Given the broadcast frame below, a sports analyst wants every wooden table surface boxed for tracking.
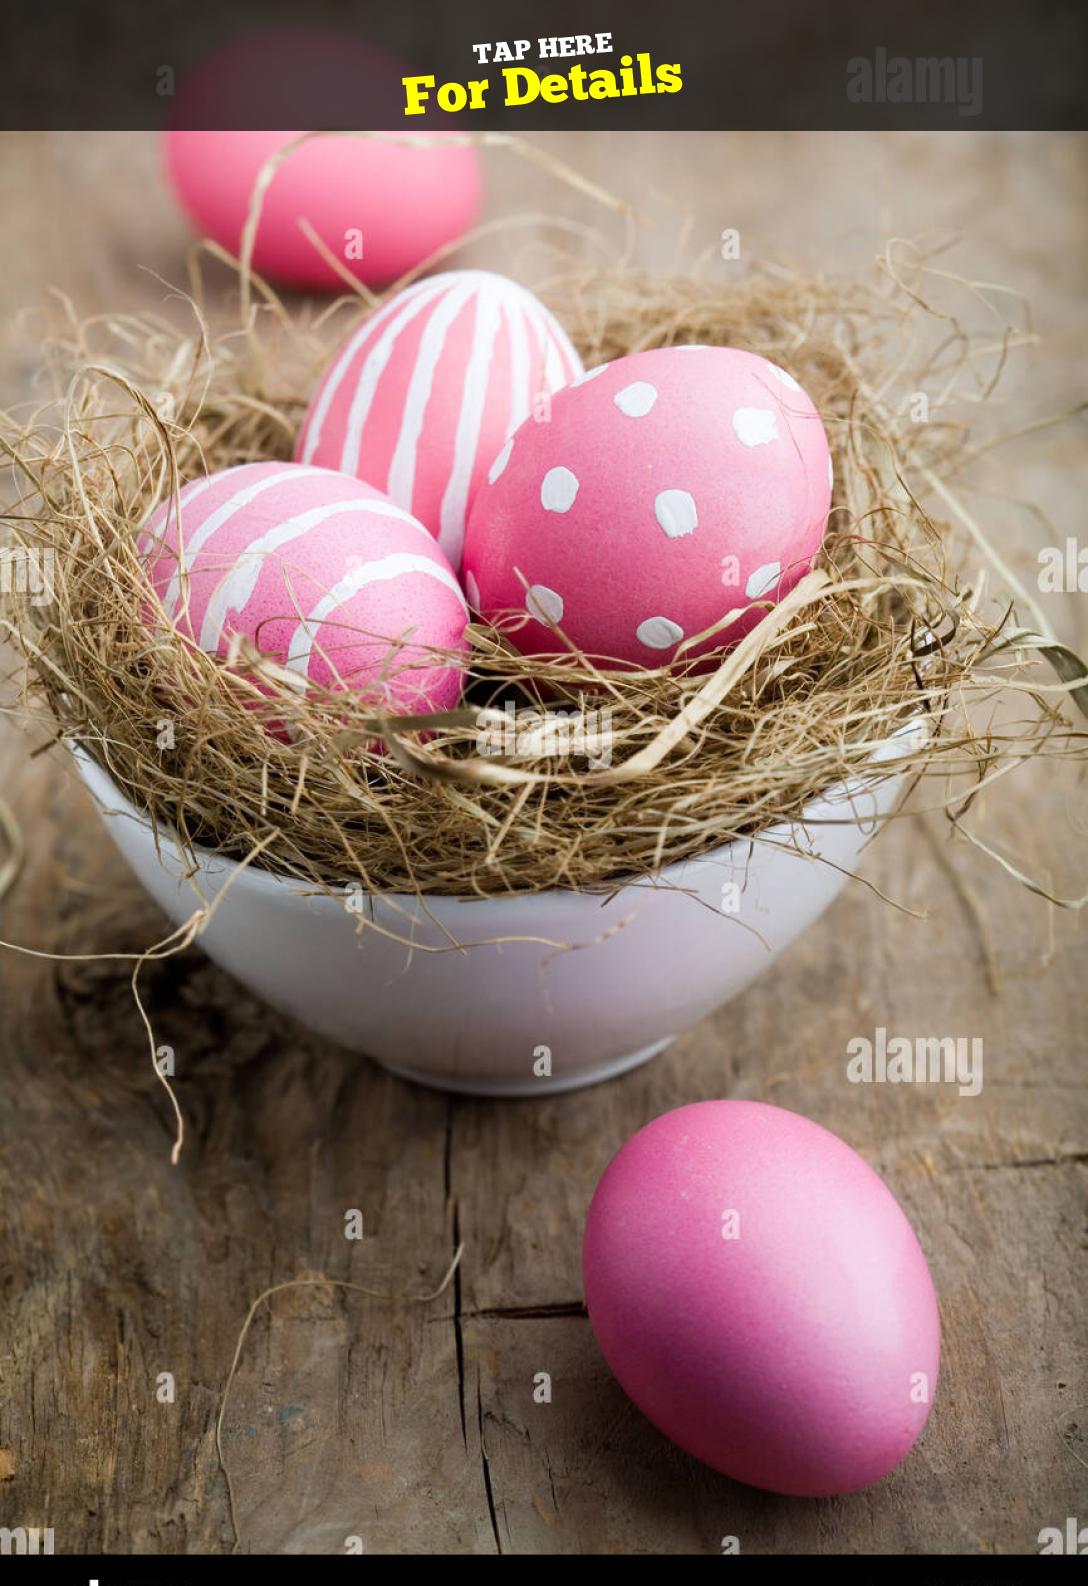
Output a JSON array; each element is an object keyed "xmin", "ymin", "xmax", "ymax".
[{"xmin": 0, "ymin": 131, "xmax": 1085, "ymax": 1556}]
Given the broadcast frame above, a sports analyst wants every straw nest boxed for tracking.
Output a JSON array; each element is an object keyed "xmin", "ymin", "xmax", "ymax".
[{"xmin": 1, "ymin": 249, "xmax": 1084, "ymax": 902}]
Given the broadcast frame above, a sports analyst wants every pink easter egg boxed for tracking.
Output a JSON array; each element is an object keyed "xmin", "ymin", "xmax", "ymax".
[
  {"xmin": 165, "ymin": 30, "xmax": 483, "ymax": 293},
  {"xmin": 463, "ymin": 346, "xmax": 833, "ymax": 666},
  {"xmin": 295, "ymin": 270, "xmax": 583, "ymax": 570},
  {"xmin": 139, "ymin": 461, "xmax": 468, "ymax": 720},
  {"xmin": 583, "ymin": 1100, "xmax": 940, "ymax": 1497}
]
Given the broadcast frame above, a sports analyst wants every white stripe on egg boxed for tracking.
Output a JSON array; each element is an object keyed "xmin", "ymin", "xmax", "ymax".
[
  {"xmin": 438, "ymin": 284, "xmax": 504, "ymax": 568},
  {"xmin": 301, "ymin": 280, "xmax": 443, "ymax": 467},
  {"xmin": 336, "ymin": 280, "xmax": 449, "ymax": 478},
  {"xmin": 197, "ymin": 498, "xmax": 418, "ymax": 652},
  {"xmin": 285, "ymin": 552, "xmax": 467, "ymax": 682},
  {"xmin": 162, "ymin": 465, "xmax": 329, "ymax": 619},
  {"xmin": 487, "ymin": 438, "xmax": 514, "ymax": 485},
  {"xmin": 388, "ymin": 280, "xmax": 476, "ymax": 511}
]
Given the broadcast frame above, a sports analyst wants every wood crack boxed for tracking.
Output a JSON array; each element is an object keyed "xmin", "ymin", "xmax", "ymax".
[
  {"xmin": 477, "ymin": 1371, "xmax": 502, "ymax": 1555},
  {"xmin": 956, "ymin": 1152, "xmax": 1088, "ymax": 1172},
  {"xmin": 442, "ymin": 1096, "xmax": 455, "ymax": 1204},
  {"xmin": 467, "ymin": 1301, "xmax": 588, "ymax": 1321}
]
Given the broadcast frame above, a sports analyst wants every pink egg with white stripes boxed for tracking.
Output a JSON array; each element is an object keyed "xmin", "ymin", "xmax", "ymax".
[
  {"xmin": 139, "ymin": 462, "xmax": 468, "ymax": 722},
  {"xmin": 463, "ymin": 346, "xmax": 832, "ymax": 666},
  {"xmin": 295, "ymin": 270, "xmax": 583, "ymax": 571}
]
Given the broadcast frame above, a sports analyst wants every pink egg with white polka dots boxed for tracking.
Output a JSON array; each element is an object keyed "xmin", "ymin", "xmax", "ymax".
[
  {"xmin": 462, "ymin": 346, "xmax": 833, "ymax": 667},
  {"xmin": 295, "ymin": 270, "xmax": 584, "ymax": 572},
  {"xmin": 139, "ymin": 461, "xmax": 468, "ymax": 721}
]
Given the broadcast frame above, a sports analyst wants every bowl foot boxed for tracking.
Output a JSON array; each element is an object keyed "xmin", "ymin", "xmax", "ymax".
[{"xmin": 377, "ymin": 1036, "xmax": 677, "ymax": 1098}]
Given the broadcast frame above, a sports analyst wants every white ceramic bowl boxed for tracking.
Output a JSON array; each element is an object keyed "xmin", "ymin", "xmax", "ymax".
[{"xmin": 72, "ymin": 729, "xmax": 916, "ymax": 1096}]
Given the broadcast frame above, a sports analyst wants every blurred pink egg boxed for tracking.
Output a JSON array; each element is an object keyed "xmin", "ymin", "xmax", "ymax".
[
  {"xmin": 139, "ymin": 461, "xmax": 468, "ymax": 720},
  {"xmin": 164, "ymin": 29, "xmax": 483, "ymax": 291},
  {"xmin": 463, "ymin": 346, "xmax": 832, "ymax": 666},
  {"xmin": 583, "ymin": 1100, "xmax": 940, "ymax": 1496},
  {"xmin": 296, "ymin": 270, "xmax": 583, "ymax": 570}
]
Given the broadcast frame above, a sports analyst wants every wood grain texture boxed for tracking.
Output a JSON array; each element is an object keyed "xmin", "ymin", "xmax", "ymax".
[{"xmin": 0, "ymin": 130, "xmax": 1085, "ymax": 1556}]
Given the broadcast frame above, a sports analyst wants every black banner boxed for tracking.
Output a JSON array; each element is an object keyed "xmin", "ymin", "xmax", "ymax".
[{"xmin": 1, "ymin": 0, "xmax": 1085, "ymax": 129}]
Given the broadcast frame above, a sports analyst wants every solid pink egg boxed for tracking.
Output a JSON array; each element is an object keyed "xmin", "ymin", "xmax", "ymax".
[
  {"xmin": 139, "ymin": 461, "xmax": 468, "ymax": 718},
  {"xmin": 583, "ymin": 1100, "xmax": 940, "ymax": 1497},
  {"xmin": 296, "ymin": 270, "xmax": 583, "ymax": 570},
  {"xmin": 463, "ymin": 346, "xmax": 833, "ymax": 666},
  {"xmin": 165, "ymin": 130, "xmax": 483, "ymax": 293},
  {"xmin": 164, "ymin": 30, "xmax": 482, "ymax": 292}
]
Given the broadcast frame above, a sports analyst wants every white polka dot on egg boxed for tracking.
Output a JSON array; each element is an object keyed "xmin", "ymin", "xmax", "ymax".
[
  {"xmin": 613, "ymin": 381, "xmax": 658, "ymax": 418},
  {"xmin": 526, "ymin": 584, "xmax": 564, "ymax": 625},
  {"xmin": 654, "ymin": 489, "xmax": 698, "ymax": 539},
  {"xmin": 540, "ymin": 466, "xmax": 579, "ymax": 513},
  {"xmin": 636, "ymin": 616, "xmax": 685, "ymax": 650},
  {"xmin": 732, "ymin": 408, "xmax": 779, "ymax": 448},
  {"xmin": 767, "ymin": 361, "xmax": 802, "ymax": 392},
  {"xmin": 745, "ymin": 562, "xmax": 781, "ymax": 599}
]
